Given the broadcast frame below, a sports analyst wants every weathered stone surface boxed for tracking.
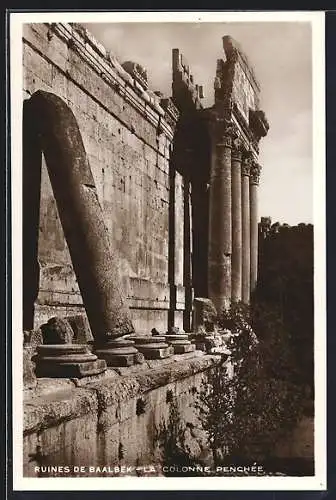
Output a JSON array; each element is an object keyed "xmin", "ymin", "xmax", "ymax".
[
  {"xmin": 121, "ymin": 61, "xmax": 148, "ymax": 90},
  {"xmin": 94, "ymin": 337, "xmax": 144, "ymax": 367},
  {"xmin": 164, "ymin": 333, "xmax": 195, "ymax": 355},
  {"xmin": 24, "ymin": 411, "xmax": 99, "ymax": 477},
  {"xmin": 134, "ymin": 352, "xmax": 146, "ymax": 364},
  {"xmin": 193, "ymin": 297, "xmax": 218, "ymax": 332},
  {"xmin": 23, "ymin": 353, "xmax": 230, "ymax": 475},
  {"xmin": 37, "ymin": 359, "xmax": 106, "ymax": 378},
  {"xmin": 23, "ymin": 346, "xmax": 37, "ymax": 388},
  {"xmin": 164, "ymin": 334, "xmax": 189, "ymax": 341},
  {"xmin": 172, "ymin": 48, "xmax": 204, "ymax": 111},
  {"xmin": 41, "ymin": 317, "xmax": 74, "ymax": 344},
  {"xmin": 24, "ymin": 378, "xmax": 75, "ymax": 400},
  {"xmin": 146, "ymin": 357, "xmax": 177, "ymax": 369},
  {"xmin": 113, "ymin": 363, "xmax": 151, "ymax": 376},
  {"xmin": 208, "ymin": 122, "xmax": 233, "ymax": 313},
  {"xmin": 24, "ymin": 386, "xmax": 99, "ymax": 435},
  {"xmin": 173, "ymin": 343, "xmax": 196, "ymax": 354},
  {"xmin": 241, "ymin": 155, "xmax": 251, "ymax": 303},
  {"xmin": 71, "ymin": 368, "xmax": 118, "ymax": 387},
  {"xmin": 231, "ymin": 145, "xmax": 243, "ymax": 302},
  {"xmin": 151, "ymin": 328, "xmax": 162, "ymax": 337},
  {"xmin": 167, "ymin": 326, "xmax": 181, "ymax": 335},
  {"xmin": 250, "ymin": 170, "xmax": 260, "ymax": 293},
  {"xmin": 24, "ymin": 353, "xmax": 222, "ymax": 433},
  {"xmin": 136, "ymin": 344, "xmax": 173, "ymax": 360},
  {"xmin": 128, "ymin": 335, "xmax": 167, "ymax": 344},
  {"xmin": 66, "ymin": 314, "xmax": 94, "ymax": 344},
  {"xmin": 127, "ymin": 334, "xmax": 172, "ymax": 359},
  {"xmin": 23, "ymin": 329, "xmax": 43, "ymax": 347},
  {"xmin": 96, "ymin": 353, "xmax": 135, "ymax": 367},
  {"xmin": 35, "ymin": 344, "xmax": 107, "ymax": 378}
]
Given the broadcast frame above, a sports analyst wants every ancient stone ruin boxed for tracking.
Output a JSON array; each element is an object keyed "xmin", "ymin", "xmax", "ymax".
[{"xmin": 22, "ymin": 23, "xmax": 269, "ymax": 475}]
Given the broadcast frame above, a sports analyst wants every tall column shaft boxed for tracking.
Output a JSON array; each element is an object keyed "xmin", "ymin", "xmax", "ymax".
[
  {"xmin": 183, "ymin": 179, "xmax": 193, "ymax": 332},
  {"xmin": 231, "ymin": 144, "xmax": 243, "ymax": 302},
  {"xmin": 250, "ymin": 162, "xmax": 262, "ymax": 295},
  {"xmin": 241, "ymin": 157, "xmax": 251, "ymax": 304},
  {"xmin": 208, "ymin": 129, "xmax": 232, "ymax": 313}
]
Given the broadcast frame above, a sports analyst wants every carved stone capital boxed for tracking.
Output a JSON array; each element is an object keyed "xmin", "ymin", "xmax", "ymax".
[
  {"xmin": 241, "ymin": 153, "xmax": 252, "ymax": 176},
  {"xmin": 211, "ymin": 116, "xmax": 239, "ymax": 148},
  {"xmin": 250, "ymin": 161, "xmax": 262, "ymax": 185},
  {"xmin": 231, "ymin": 138, "xmax": 244, "ymax": 162}
]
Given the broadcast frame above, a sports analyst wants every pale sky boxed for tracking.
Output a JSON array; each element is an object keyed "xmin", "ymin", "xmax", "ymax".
[{"xmin": 84, "ymin": 22, "xmax": 312, "ymax": 225}]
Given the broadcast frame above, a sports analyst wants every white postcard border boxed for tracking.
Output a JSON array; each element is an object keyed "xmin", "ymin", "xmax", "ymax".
[{"xmin": 10, "ymin": 10, "xmax": 326, "ymax": 491}]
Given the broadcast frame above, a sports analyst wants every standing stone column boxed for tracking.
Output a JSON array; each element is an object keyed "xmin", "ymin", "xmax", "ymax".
[
  {"xmin": 208, "ymin": 119, "xmax": 235, "ymax": 313},
  {"xmin": 183, "ymin": 179, "xmax": 193, "ymax": 332},
  {"xmin": 250, "ymin": 161, "xmax": 262, "ymax": 294},
  {"xmin": 231, "ymin": 141, "xmax": 243, "ymax": 302},
  {"xmin": 241, "ymin": 155, "xmax": 251, "ymax": 304}
]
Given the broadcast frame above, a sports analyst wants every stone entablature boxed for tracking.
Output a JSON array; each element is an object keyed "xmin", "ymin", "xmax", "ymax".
[
  {"xmin": 121, "ymin": 60, "xmax": 149, "ymax": 90},
  {"xmin": 214, "ymin": 35, "xmax": 269, "ymax": 157},
  {"xmin": 172, "ymin": 48, "xmax": 204, "ymax": 111},
  {"xmin": 25, "ymin": 23, "xmax": 178, "ymax": 141},
  {"xmin": 222, "ymin": 35, "xmax": 261, "ymax": 97}
]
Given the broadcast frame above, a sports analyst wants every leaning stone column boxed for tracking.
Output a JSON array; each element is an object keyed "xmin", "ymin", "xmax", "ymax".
[
  {"xmin": 26, "ymin": 91, "xmax": 141, "ymax": 367},
  {"xmin": 208, "ymin": 118, "xmax": 234, "ymax": 313},
  {"xmin": 241, "ymin": 155, "xmax": 251, "ymax": 304},
  {"xmin": 250, "ymin": 161, "xmax": 262, "ymax": 295},
  {"xmin": 231, "ymin": 141, "xmax": 243, "ymax": 302}
]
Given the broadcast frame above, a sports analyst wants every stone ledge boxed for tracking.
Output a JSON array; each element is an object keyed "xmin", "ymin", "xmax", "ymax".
[
  {"xmin": 23, "ymin": 353, "xmax": 224, "ymax": 436},
  {"xmin": 24, "ymin": 386, "xmax": 98, "ymax": 436}
]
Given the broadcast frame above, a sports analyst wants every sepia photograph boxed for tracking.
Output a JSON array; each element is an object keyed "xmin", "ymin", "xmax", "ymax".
[{"xmin": 10, "ymin": 11, "xmax": 326, "ymax": 491}]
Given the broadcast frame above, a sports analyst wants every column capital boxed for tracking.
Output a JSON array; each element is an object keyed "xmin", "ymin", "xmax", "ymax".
[
  {"xmin": 241, "ymin": 153, "xmax": 253, "ymax": 176},
  {"xmin": 231, "ymin": 138, "xmax": 244, "ymax": 162},
  {"xmin": 208, "ymin": 111, "xmax": 239, "ymax": 148},
  {"xmin": 250, "ymin": 161, "xmax": 262, "ymax": 185}
]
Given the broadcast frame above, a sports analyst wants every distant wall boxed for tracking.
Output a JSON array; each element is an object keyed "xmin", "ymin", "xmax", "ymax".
[{"xmin": 23, "ymin": 23, "xmax": 188, "ymax": 333}]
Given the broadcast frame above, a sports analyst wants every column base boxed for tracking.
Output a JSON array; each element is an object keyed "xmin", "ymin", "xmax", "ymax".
[
  {"xmin": 128, "ymin": 335, "xmax": 173, "ymax": 359},
  {"xmin": 94, "ymin": 337, "xmax": 145, "ymax": 367},
  {"xmin": 138, "ymin": 344, "xmax": 173, "ymax": 359},
  {"xmin": 173, "ymin": 343, "xmax": 196, "ymax": 354},
  {"xmin": 164, "ymin": 334, "xmax": 196, "ymax": 354},
  {"xmin": 35, "ymin": 344, "xmax": 107, "ymax": 378}
]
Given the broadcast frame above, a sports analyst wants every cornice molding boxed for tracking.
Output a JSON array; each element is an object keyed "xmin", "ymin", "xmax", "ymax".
[{"xmin": 45, "ymin": 23, "xmax": 178, "ymax": 140}]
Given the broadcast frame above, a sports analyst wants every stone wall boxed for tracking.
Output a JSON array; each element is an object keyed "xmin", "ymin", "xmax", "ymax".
[
  {"xmin": 23, "ymin": 353, "xmax": 225, "ymax": 477},
  {"xmin": 23, "ymin": 23, "xmax": 186, "ymax": 333}
]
